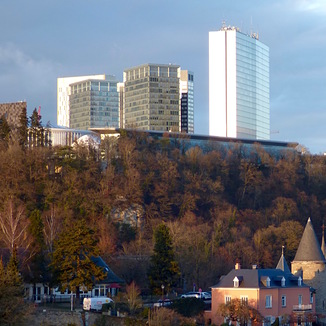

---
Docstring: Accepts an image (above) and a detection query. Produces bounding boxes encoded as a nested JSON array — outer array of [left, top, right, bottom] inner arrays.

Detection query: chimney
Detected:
[[235, 260, 241, 270]]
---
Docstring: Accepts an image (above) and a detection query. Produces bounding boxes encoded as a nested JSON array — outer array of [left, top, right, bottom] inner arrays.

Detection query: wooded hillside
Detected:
[[1, 130, 326, 292]]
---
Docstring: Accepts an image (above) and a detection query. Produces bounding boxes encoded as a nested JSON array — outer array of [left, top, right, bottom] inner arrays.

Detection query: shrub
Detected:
[[170, 297, 206, 317], [149, 307, 196, 326]]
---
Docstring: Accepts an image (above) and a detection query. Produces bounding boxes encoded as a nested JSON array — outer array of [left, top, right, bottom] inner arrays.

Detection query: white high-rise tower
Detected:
[[209, 26, 270, 140]]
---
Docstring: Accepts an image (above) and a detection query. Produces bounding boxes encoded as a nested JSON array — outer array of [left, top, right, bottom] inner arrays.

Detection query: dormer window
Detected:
[[266, 277, 271, 287], [298, 276, 302, 286], [281, 277, 286, 287], [233, 276, 239, 288]]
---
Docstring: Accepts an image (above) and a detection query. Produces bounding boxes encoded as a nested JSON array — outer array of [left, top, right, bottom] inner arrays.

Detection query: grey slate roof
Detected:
[[293, 218, 326, 262], [91, 256, 124, 284], [211, 268, 307, 289], [276, 250, 291, 274]]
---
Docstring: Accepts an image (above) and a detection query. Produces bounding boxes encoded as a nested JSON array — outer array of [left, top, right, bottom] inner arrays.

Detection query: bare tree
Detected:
[[0, 198, 34, 263], [43, 204, 61, 253]]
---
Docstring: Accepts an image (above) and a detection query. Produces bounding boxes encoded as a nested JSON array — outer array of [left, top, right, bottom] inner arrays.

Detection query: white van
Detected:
[[83, 297, 114, 311]]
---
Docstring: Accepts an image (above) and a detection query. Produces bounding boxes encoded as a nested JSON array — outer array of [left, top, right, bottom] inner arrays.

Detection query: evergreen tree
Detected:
[[51, 219, 106, 299], [0, 115, 11, 145], [28, 209, 47, 284], [18, 105, 28, 148], [29, 108, 45, 147], [148, 224, 180, 294], [29, 209, 45, 250], [0, 250, 28, 325], [6, 246, 22, 286]]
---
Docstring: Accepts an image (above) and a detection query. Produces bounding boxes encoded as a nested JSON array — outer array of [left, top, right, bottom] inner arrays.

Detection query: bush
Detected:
[[149, 307, 196, 326], [102, 302, 114, 312], [170, 297, 206, 317]]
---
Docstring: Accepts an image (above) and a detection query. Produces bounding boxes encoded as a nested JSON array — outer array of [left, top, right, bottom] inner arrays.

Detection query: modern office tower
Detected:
[[123, 63, 180, 132], [69, 76, 119, 130], [180, 70, 194, 134], [209, 26, 270, 140], [57, 74, 107, 127], [117, 82, 124, 129]]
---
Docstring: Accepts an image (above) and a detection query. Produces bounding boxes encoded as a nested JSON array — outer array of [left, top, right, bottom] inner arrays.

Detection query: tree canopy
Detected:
[[148, 224, 180, 294], [51, 219, 105, 298], [0, 249, 29, 325], [1, 131, 326, 294]]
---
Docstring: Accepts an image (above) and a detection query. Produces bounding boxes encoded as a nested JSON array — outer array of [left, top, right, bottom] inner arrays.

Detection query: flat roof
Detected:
[[89, 128, 298, 149]]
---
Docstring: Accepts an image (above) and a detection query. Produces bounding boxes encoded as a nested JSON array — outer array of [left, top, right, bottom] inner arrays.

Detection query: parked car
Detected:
[[181, 292, 202, 299], [201, 291, 212, 300], [180, 291, 211, 300], [153, 298, 172, 307], [83, 297, 114, 311]]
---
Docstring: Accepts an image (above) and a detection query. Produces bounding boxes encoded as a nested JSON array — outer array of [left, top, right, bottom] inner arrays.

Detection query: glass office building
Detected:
[[69, 76, 119, 130], [180, 70, 194, 134], [123, 64, 181, 132], [57, 74, 107, 128], [209, 26, 270, 140]]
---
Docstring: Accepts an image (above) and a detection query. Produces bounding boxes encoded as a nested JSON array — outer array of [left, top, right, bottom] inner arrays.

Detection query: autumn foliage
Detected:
[[0, 130, 325, 294]]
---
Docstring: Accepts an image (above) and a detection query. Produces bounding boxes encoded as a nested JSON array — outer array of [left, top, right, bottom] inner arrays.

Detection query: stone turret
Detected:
[[291, 218, 326, 280], [291, 218, 326, 317]]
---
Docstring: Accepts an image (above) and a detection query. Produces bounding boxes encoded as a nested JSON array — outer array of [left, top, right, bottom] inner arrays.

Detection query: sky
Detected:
[[1, 0, 326, 154]]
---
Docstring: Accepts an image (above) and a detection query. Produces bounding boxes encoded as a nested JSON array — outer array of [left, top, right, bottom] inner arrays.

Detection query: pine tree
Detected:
[[28, 209, 47, 284], [18, 106, 28, 148], [29, 209, 45, 250], [0, 250, 28, 325], [51, 219, 106, 299], [0, 115, 11, 144], [29, 108, 45, 147], [6, 246, 23, 287], [148, 224, 180, 294]]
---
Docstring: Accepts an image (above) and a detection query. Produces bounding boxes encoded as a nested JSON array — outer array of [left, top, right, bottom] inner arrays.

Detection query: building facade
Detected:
[[209, 26, 270, 140], [0, 101, 26, 129], [57, 74, 107, 128], [291, 218, 326, 319], [207, 257, 315, 326], [123, 63, 181, 132], [69, 76, 119, 130], [180, 70, 194, 134], [117, 82, 124, 129]]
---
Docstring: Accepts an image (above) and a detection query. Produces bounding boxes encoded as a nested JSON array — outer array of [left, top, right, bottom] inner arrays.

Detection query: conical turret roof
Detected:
[[276, 246, 291, 273], [293, 218, 326, 262]]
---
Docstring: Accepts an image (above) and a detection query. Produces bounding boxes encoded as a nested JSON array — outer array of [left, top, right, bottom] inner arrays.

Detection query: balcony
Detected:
[[293, 304, 312, 312]]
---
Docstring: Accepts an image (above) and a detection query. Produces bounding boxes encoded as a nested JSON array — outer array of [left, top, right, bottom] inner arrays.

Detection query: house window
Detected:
[[94, 285, 105, 297], [310, 292, 314, 304], [266, 277, 271, 287], [225, 296, 231, 304], [299, 295, 302, 306], [233, 277, 239, 288], [281, 295, 286, 307], [241, 296, 248, 305], [266, 295, 272, 308], [281, 277, 285, 287]]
